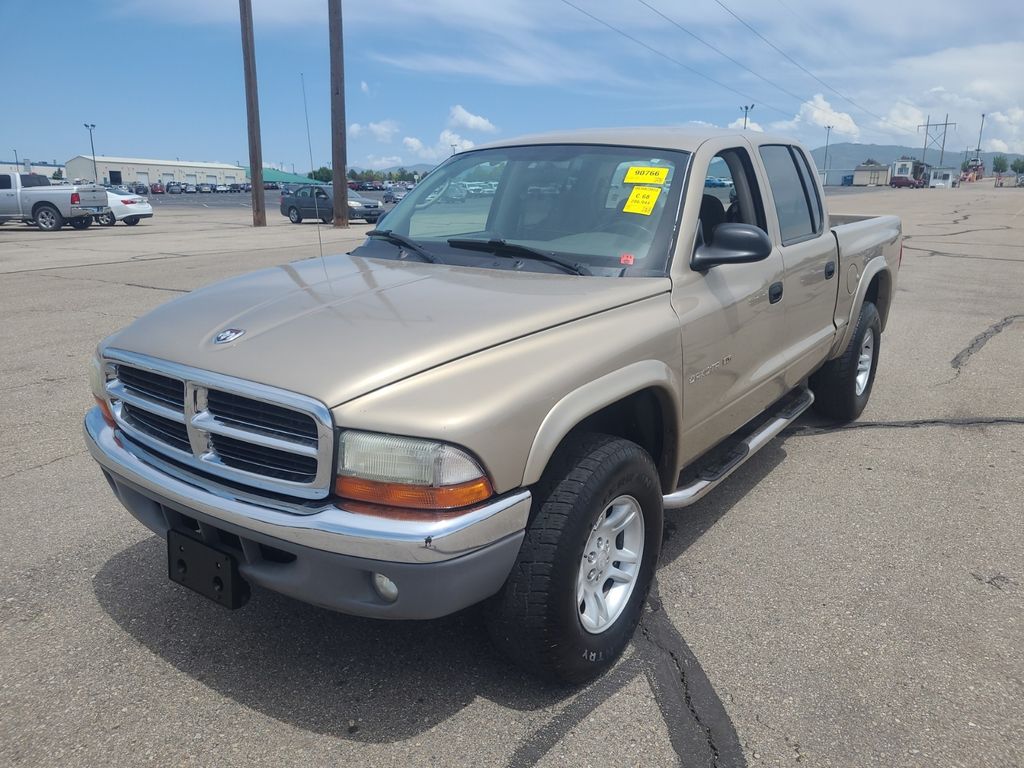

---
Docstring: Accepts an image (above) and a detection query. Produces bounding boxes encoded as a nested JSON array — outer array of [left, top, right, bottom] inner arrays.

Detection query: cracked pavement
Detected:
[[1, 187, 1022, 767]]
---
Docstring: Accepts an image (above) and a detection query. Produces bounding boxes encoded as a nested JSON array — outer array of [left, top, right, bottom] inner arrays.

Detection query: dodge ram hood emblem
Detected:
[[213, 328, 246, 344]]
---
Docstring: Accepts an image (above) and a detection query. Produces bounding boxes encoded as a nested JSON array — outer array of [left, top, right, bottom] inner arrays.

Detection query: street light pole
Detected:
[[740, 104, 754, 130], [83, 123, 98, 182], [12, 149, 18, 169], [823, 124, 833, 171]]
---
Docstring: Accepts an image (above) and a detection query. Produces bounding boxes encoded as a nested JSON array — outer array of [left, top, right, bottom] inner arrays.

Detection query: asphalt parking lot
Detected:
[[1, 185, 1021, 767]]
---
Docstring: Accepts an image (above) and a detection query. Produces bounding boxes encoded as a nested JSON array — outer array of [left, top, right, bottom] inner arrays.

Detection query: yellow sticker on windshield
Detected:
[[624, 166, 669, 184], [623, 185, 662, 215]]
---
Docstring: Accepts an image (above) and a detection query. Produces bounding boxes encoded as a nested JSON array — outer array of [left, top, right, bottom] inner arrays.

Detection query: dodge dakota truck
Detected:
[[0, 172, 109, 230], [85, 128, 900, 683]]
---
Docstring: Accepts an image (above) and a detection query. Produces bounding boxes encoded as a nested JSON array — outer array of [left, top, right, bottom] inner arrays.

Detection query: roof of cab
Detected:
[[473, 126, 797, 154]]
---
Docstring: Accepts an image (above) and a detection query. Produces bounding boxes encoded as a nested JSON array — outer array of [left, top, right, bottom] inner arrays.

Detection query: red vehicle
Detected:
[[149, 182, 165, 194], [890, 175, 923, 188]]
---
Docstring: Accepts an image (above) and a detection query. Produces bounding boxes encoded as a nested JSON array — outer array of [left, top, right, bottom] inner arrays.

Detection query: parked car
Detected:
[[704, 176, 728, 187], [263, 181, 279, 190], [382, 188, 407, 204], [110, 184, 131, 195], [228, 184, 241, 192], [197, 183, 213, 193], [214, 184, 229, 193], [149, 182, 164, 194], [95, 191, 154, 226], [184, 184, 197, 193], [85, 127, 902, 684], [0, 171, 108, 231], [279, 185, 381, 223], [167, 182, 182, 194], [132, 182, 149, 195], [890, 176, 923, 188]]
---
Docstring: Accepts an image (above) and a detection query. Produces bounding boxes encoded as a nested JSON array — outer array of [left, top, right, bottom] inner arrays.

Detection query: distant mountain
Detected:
[[348, 163, 435, 175], [808, 142, 1021, 172]]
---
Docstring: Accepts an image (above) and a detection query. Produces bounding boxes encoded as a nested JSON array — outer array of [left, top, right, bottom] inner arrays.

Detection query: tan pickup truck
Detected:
[[85, 128, 900, 683]]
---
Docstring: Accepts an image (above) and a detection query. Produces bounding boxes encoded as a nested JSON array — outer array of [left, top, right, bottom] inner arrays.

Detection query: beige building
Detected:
[[852, 163, 891, 186], [64, 155, 247, 186], [0, 160, 66, 178]]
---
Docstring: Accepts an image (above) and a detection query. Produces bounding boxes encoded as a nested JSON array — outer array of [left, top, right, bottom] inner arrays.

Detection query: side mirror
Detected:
[[692, 223, 773, 271]]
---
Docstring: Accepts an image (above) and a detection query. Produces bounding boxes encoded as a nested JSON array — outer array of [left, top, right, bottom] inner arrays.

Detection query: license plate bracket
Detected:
[[167, 530, 249, 609]]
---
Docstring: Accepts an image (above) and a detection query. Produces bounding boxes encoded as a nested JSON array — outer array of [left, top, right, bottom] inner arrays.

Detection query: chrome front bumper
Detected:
[[84, 407, 531, 565]]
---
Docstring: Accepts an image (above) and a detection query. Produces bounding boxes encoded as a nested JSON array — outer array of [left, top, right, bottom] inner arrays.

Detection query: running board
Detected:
[[662, 387, 814, 510]]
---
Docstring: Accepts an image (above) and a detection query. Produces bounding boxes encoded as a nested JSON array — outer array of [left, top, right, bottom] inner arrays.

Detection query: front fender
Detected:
[[521, 360, 680, 487]]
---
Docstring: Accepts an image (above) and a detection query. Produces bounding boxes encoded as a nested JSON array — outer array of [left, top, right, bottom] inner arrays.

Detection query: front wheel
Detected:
[[486, 433, 663, 684], [810, 300, 881, 422], [288, 207, 302, 224]]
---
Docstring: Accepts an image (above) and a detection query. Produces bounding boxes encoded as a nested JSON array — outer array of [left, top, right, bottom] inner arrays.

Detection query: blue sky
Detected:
[[6, 0, 1023, 171]]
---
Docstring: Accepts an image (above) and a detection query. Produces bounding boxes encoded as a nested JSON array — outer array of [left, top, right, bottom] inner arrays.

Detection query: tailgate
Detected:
[[75, 186, 109, 207]]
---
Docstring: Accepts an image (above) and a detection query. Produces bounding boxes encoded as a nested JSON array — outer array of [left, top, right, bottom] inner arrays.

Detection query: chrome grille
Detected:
[[102, 351, 334, 499]]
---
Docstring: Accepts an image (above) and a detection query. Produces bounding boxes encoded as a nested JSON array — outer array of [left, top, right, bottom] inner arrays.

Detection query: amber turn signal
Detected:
[[95, 396, 117, 428], [335, 475, 493, 510]]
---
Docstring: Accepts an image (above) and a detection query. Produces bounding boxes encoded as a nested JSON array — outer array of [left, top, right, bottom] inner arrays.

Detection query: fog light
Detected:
[[372, 572, 399, 603]]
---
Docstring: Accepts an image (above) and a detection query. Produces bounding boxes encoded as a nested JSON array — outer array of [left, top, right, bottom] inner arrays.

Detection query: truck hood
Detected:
[[104, 254, 670, 407]]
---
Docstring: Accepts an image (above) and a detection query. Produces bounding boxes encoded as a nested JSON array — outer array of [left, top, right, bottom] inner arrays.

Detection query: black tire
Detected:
[[365, 217, 379, 225], [69, 217, 92, 230], [486, 433, 663, 685], [123, 217, 139, 226], [98, 211, 117, 226], [288, 207, 302, 224], [810, 300, 881, 422], [34, 204, 63, 231]]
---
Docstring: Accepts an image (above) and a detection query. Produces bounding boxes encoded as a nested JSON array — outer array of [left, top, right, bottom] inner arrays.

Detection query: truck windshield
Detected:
[[373, 144, 690, 276]]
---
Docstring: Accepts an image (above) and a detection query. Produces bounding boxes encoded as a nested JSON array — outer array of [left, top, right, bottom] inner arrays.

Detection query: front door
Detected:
[[673, 140, 789, 465], [0, 174, 21, 217]]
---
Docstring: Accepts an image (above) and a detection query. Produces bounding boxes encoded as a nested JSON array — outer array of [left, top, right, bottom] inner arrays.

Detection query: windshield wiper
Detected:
[[446, 238, 591, 276], [367, 229, 441, 264]]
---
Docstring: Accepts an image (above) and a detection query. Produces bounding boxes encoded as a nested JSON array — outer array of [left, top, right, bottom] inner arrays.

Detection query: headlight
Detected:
[[347, 200, 359, 208], [335, 430, 493, 510]]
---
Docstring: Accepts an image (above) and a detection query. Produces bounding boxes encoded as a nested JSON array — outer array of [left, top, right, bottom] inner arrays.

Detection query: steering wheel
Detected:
[[595, 220, 655, 239]]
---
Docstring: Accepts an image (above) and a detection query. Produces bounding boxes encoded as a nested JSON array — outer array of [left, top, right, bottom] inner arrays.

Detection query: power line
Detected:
[[708, 0, 916, 135], [557, 0, 792, 118]]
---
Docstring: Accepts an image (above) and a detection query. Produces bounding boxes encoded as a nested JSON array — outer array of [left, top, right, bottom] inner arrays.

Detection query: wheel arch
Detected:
[[829, 257, 892, 359], [521, 361, 681, 493]]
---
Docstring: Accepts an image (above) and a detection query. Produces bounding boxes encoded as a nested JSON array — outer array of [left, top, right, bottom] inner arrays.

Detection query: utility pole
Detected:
[[917, 114, 956, 167], [740, 104, 754, 130], [12, 149, 18, 168], [238, 0, 266, 226], [823, 124, 833, 176], [329, 0, 349, 227], [83, 123, 98, 182], [974, 113, 986, 164]]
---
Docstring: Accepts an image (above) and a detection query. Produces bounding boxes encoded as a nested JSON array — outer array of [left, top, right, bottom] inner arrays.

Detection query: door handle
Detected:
[[769, 282, 783, 304], [824, 261, 836, 279]]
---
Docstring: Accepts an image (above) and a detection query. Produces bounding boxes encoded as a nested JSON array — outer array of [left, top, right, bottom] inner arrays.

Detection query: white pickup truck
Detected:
[[0, 172, 109, 231]]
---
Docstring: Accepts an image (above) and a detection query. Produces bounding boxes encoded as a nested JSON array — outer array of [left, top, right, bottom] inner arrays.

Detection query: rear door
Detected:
[[755, 144, 839, 383]]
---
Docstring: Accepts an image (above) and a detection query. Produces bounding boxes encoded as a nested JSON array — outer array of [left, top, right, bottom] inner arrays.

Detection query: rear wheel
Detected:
[[123, 217, 140, 226], [34, 204, 63, 231], [486, 433, 663, 684], [98, 211, 117, 226], [810, 300, 881, 422], [288, 207, 302, 224]]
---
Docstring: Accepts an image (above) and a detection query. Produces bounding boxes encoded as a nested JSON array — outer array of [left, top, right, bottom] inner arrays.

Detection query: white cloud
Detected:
[[349, 119, 399, 143], [448, 104, 496, 133], [986, 139, 1009, 153], [360, 80, 369, 94], [403, 129, 475, 162], [361, 154, 403, 170], [727, 117, 764, 132], [771, 94, 859, 140]]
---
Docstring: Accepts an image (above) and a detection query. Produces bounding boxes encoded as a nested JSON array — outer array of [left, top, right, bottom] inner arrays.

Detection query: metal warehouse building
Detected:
[[64, 155, 247, 187]]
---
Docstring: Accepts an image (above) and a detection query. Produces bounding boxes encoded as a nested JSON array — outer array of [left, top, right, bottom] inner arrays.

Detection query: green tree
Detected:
[[1011, 157, 1024, 174], [961, 160, 970, 172], [862, 158, 880, 166], [51, 168, 63, 179], [307, 166, 332, 182], [992, 155, 1008, 175]]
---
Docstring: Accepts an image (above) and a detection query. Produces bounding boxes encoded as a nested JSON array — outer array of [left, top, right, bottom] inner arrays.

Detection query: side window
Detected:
[[792, 148, 823, 233], [701, 147, 767, 245], [0, 174, 10, 190], [759, 145, 815, 245], [296, 187, 310, 200]]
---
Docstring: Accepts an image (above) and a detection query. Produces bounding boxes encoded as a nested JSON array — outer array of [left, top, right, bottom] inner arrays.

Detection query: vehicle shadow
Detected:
[[93, 440, 785, 762]]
